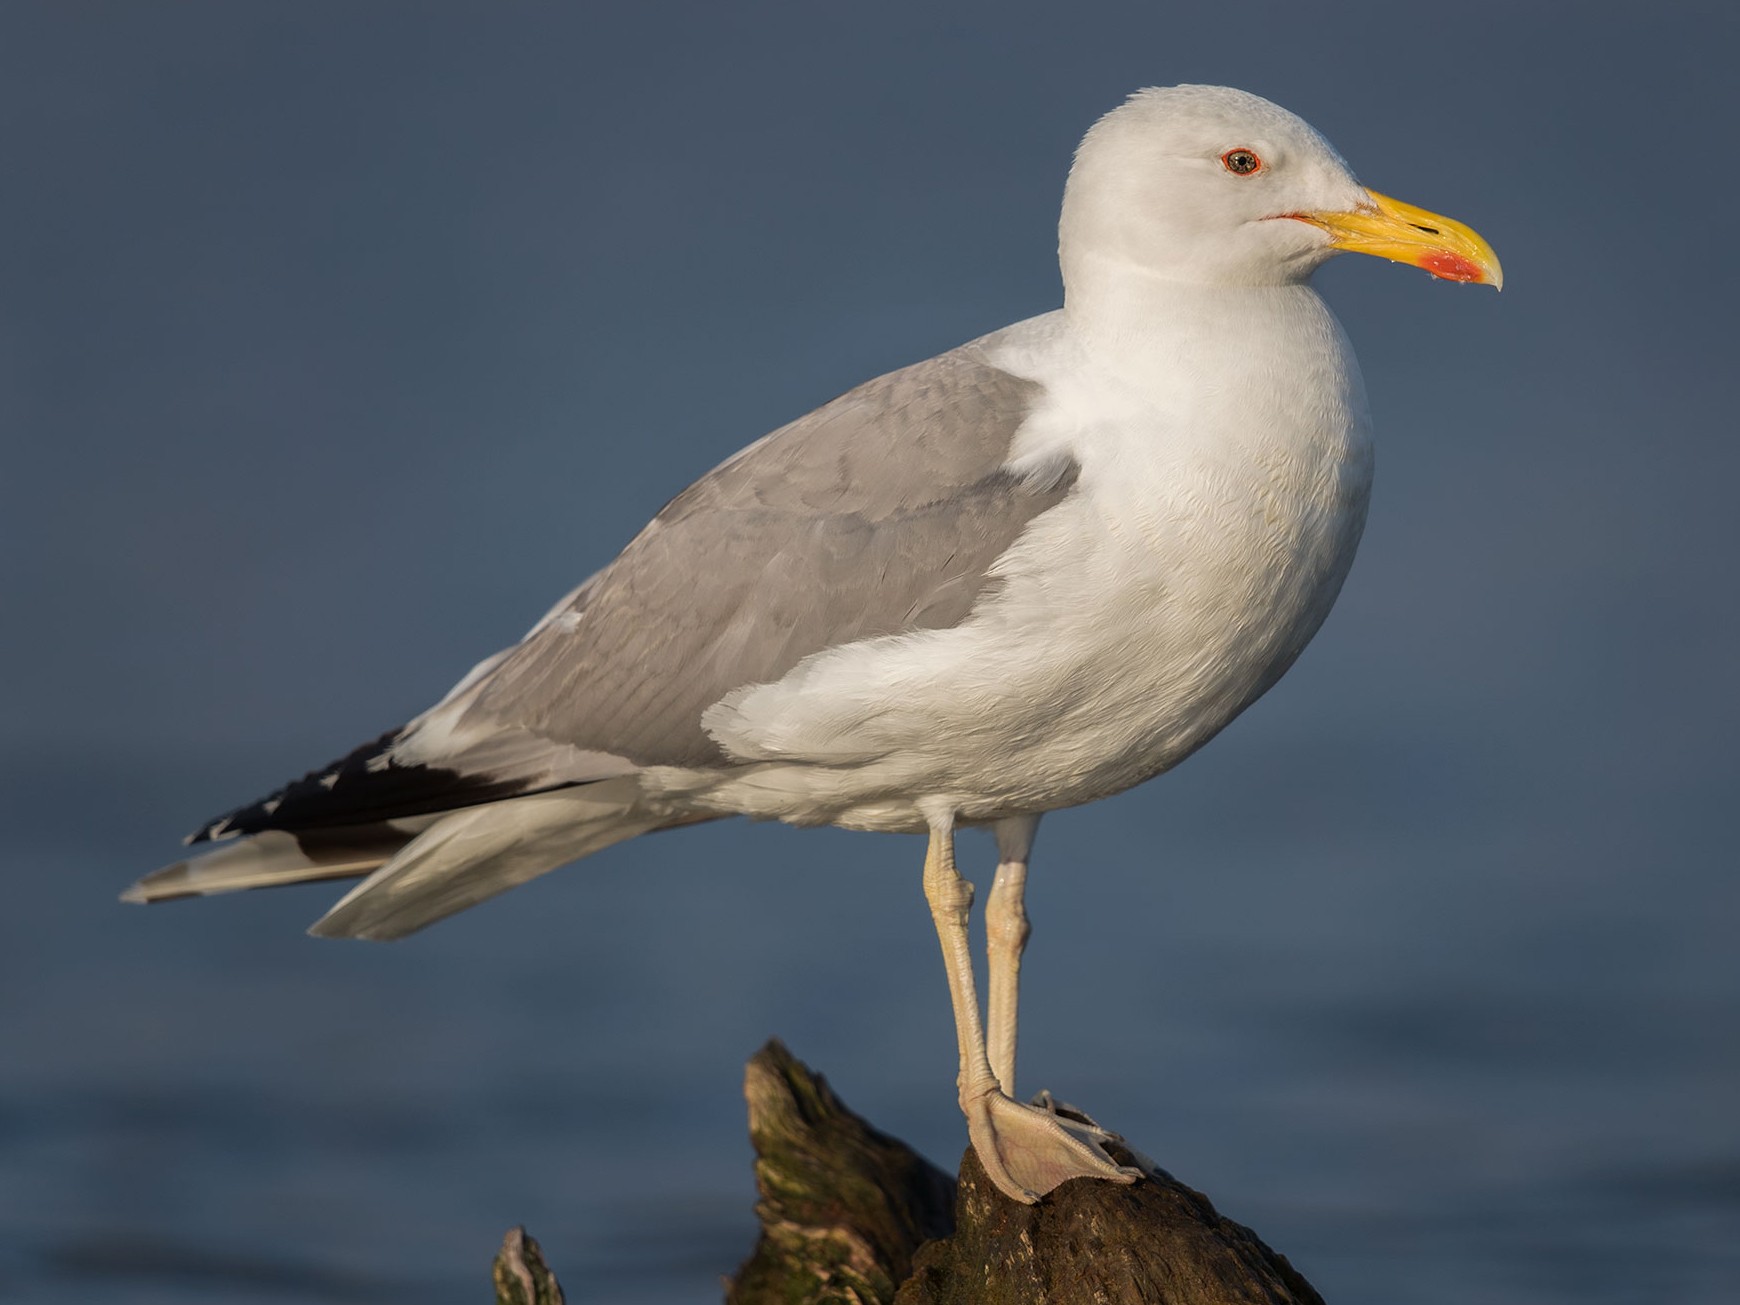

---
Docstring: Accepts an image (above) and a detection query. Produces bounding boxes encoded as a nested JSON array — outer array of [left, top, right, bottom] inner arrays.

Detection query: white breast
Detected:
[[681, 287, 1373, 831]]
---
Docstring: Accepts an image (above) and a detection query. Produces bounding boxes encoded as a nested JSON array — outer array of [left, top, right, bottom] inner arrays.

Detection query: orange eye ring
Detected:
[[1221, 148, 1262, 176]]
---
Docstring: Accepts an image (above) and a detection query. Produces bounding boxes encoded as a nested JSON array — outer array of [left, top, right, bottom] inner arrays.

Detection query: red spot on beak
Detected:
[[1419, 249, 1484, 283]]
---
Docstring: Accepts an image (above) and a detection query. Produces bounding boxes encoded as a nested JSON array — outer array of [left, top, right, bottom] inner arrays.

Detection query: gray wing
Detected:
[[423, 343, 1076, 771]]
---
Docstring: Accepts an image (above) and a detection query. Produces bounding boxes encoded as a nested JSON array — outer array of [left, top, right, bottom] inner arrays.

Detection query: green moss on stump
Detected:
[[727, 1039, 956, 1305], [492, 1227, 565, 1305]]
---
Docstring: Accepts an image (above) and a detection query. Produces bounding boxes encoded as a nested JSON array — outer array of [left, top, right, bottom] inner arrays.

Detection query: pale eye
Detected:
[[1221, 148, 1262, 176]]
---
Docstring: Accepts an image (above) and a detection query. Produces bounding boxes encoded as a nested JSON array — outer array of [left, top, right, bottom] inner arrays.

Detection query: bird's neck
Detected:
[[1061, 248, 1316, 348], [1060, 253, 1335, 403]]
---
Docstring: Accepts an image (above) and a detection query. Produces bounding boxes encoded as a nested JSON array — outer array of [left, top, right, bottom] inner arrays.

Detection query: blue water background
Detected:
[[3, 5, 1736, 1302]]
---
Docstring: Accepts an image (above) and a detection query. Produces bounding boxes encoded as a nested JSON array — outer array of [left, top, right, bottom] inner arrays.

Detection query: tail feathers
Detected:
[[308, 780, 660, 941], [123, 823, 425, 904]]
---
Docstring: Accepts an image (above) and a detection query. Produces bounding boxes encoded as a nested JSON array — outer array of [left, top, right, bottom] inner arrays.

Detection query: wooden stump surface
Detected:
[[497, 1041, 1327, 1304]]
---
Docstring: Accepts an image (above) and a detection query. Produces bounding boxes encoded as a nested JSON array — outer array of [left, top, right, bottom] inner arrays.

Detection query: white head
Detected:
[[1059, 85, 1501, 300]]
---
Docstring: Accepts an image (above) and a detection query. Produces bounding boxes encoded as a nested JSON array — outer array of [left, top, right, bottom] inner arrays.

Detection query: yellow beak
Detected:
[[1293, 190, 1503, 289]]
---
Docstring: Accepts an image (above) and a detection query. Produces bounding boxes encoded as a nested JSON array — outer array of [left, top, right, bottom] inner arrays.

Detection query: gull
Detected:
[[126, 85, 1501, 1204]]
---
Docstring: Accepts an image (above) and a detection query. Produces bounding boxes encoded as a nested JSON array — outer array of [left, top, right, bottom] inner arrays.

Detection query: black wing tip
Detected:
[[184, 724, 549, 842], [186, 726, 404, 843]]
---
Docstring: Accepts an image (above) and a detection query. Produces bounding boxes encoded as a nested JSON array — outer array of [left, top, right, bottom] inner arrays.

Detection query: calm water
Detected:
[[4, 11, 1737, 1301], [4, 725, 1734, 1305]]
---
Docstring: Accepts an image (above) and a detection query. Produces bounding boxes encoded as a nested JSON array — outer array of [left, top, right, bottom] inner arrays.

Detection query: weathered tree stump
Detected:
[[495, 1041, 1326, 1303], [730, 1041, 1324, 1305], [728, 1039, 957, 1304], [492, 1226, 566, 1305], [896, 1145, 1323, 1304]]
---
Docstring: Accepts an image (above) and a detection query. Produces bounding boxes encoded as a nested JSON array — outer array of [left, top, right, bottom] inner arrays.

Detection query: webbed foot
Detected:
[[965, 1087, 1142, 1203]]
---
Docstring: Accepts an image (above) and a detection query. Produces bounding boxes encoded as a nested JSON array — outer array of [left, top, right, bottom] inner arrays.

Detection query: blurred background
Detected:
[[3, 3, 1735, 1302]]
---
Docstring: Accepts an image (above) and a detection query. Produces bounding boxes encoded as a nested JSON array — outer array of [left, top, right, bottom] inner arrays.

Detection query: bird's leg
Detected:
[[922, 809, 1139, 1204], [985, 814, 1038, 1097], [921, 810, 1002, 1108]]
